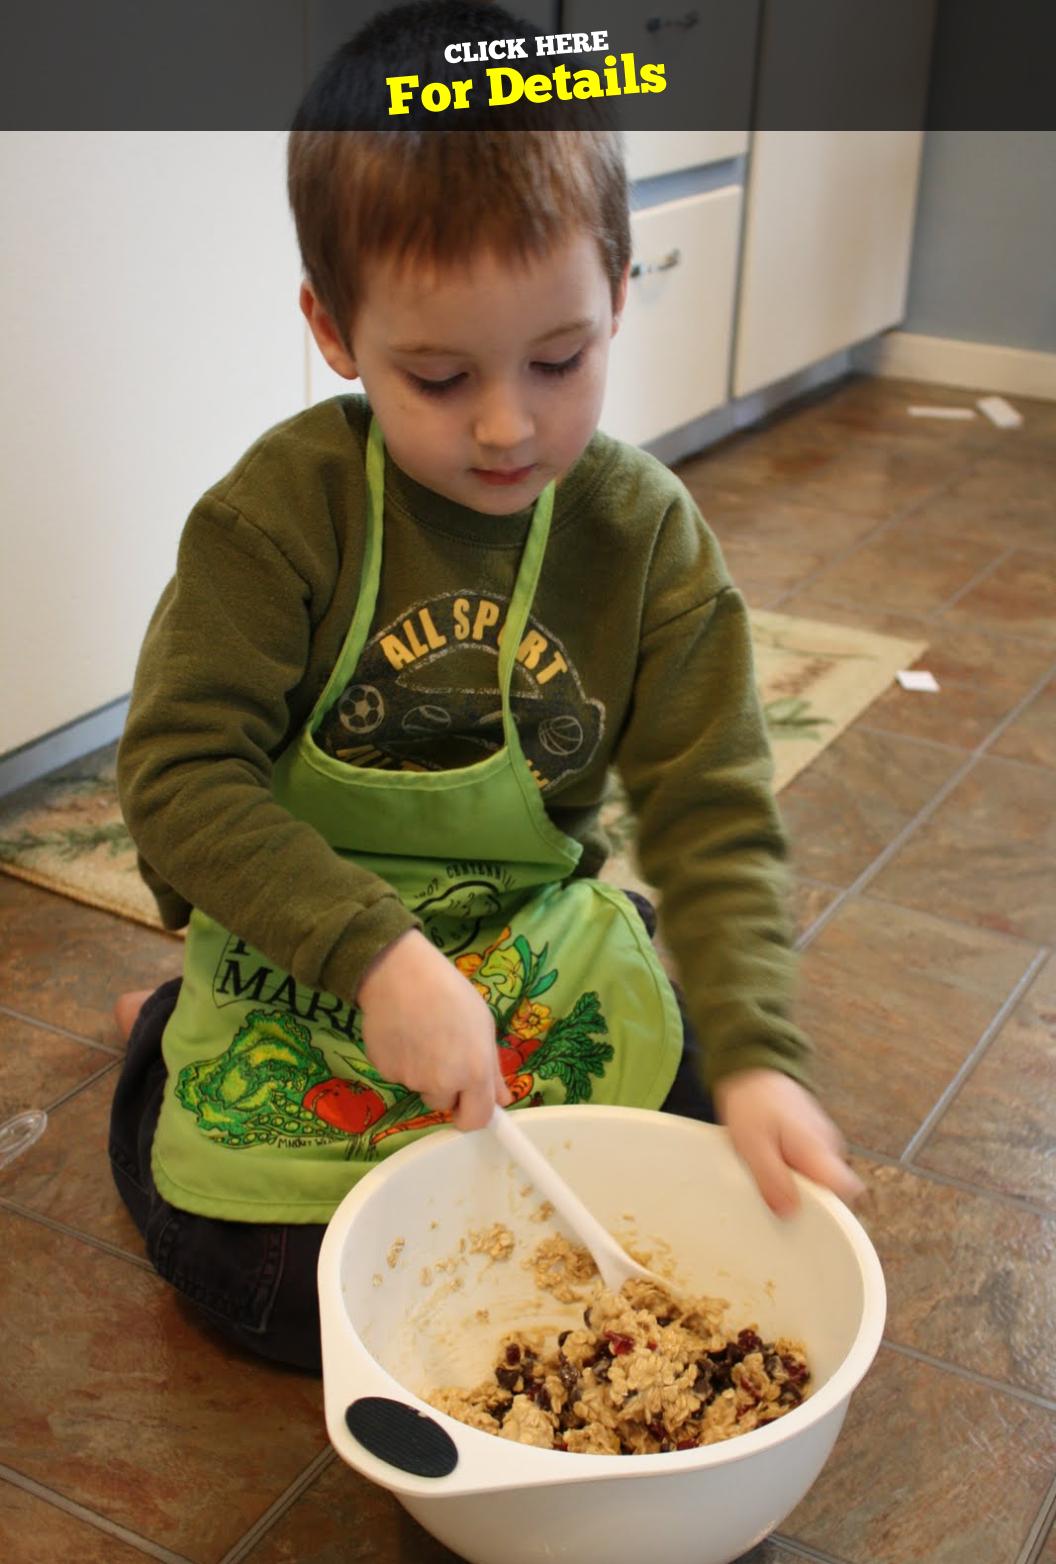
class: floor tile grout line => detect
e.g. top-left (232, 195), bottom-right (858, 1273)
top-left (42, 1055), bottom-right (119, 1115)
top-left (769, 586), bottom-right (1056, 649)
top-left (846, 1140), bottom-right (1056, 1222)
top-left (1018, 1472), bottom-right (1056, 1564)
top-left (0, 1461), bottom-right (194, 1564)
top-left (0, 1196), bottom-right (155, 1272)
top-left (879, 1339), bottom-right (1056, 1414)
top-left (933, 542), bottom-right (1018, 613)
top-left (218, 1446), bottom-right (336, 1564)
top-left (853, 724), bottom-right (1056, 774)
top-left (794, 754), bottom-right (977, 953)
top-left (795, 653), bottom-right (1056, 955)
top-left (844, 724), bottom-right (971, 759)
top-left (766, 512), bottom-right (905, 613)
top-left (763, 440), bottom-right (998, 615)
top-left (0, 1001), bottom-right (123, 1057)
top-left (855, 886), bottom-right (1054, 955)
top-left (766, 1535), bottom-right (857, 1564)
top-left (900, 948), bottom-right (1051, 1164)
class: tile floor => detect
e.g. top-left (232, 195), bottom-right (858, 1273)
top-left (1, 373), bottom-right (1054, 1564)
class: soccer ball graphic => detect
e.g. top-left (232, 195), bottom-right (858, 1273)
top-left (338, 684), bottom-right (385, 735)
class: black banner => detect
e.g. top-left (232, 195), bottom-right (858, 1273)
top-left (0, 0), bottom-right (1052, 130)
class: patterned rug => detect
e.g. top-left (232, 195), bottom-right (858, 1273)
top-left (0, 611), bottom-right (924, 933)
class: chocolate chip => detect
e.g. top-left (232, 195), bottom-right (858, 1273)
top-left (558, 1360), bottom-right (580, 1397)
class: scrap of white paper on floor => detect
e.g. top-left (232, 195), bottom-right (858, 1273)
top-left (906, 405), bottom-right (975, 419)
top-left (977, 395), bottom-right (1024, 428)
top-left (897, 669), bottom-right (941, 693)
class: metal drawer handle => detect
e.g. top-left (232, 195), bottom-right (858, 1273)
top-left (645, 11), bottom-right (700, 32)
top-left (630, 248), bottom-right (682, 279)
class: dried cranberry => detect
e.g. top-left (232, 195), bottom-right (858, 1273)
top-left (647, 1339), bottom-right (658, 1351)
top-left (781, 1355), bottom-right (809, 1385)
top-left (676, 1438), bottom-right (696, 1450)
top-left (505, 1344), bottom-right (521, 1366)
top-left (604, 1330), bottom-right (635, 1356)
top-left (738, 1329), bottom-right (763, 1354)
top-left (647, 1420), bottom-right (666, 1441)
top-left (554, 1439), bottom-right (568, 1451)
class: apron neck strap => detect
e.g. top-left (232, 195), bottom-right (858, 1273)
top-left (365, 416), bottom-right (557, 711)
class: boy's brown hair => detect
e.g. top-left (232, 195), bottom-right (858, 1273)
top-left (287, 129), bottom-right (631, 349)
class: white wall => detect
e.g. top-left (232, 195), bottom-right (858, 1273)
top-left (902, 131), bottom-right (1056, 353)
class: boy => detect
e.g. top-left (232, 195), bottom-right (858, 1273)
top-left (110, 0), bottom-right (860, 1374)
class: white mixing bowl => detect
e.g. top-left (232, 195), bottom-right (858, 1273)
top-left (319, 1107), bottom-right (885, 1564)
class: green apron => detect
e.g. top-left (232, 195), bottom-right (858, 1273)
top-left (152, 417), bottom-right (682, 1223)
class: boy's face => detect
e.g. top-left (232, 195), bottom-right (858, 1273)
top-left (302, 232), bottom-right (628, 516)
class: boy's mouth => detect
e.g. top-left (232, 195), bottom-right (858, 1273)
top-left (471, 464), bottom-right (536, 487)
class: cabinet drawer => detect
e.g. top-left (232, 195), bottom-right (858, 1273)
top-left (602, 185), bottom-right (742, 447)
top-left (626, 132), bottom-right (748, 182)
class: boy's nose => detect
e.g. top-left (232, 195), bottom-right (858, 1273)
top-left (472, 387), bottom-right (534, 453)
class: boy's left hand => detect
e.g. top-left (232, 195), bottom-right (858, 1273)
top-left (713, 1069), bottom-right (864, 1218)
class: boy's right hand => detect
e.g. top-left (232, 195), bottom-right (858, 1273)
top-left (356, 929), bottom-right (512, 1131)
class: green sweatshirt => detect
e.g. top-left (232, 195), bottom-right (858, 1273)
top-left (117, 394), bottom-right (810, 1091)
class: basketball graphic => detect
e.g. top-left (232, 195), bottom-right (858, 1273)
top-left (539, 714), bottom-right (584, 757)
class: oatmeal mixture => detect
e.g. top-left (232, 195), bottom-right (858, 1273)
top-left (429, 1245), bottom-right (810, 1455)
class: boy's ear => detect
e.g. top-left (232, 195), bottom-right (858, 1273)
top-left (610, 261), bottom-right (631, 336)
top-left (300, 283), bottom-right (358, 380)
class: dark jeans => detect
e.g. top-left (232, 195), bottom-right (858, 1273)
top-left (108, 895), bottom-right (713, 1375)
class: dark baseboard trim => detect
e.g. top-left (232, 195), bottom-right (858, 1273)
top-left (0, 697), bottom-right (129, 800)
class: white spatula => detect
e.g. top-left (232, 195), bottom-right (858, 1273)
top-left (487, 1105), bottom-right (680, 1300)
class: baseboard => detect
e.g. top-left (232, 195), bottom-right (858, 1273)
top-left (0, 697), bottom-right (129, 800)
top-left (854, 331), bottom-right (1056, 401)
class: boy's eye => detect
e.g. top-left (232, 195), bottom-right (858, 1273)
top-left (409, 372), bottom-right (465, 397)
top-left (533, 349), bottom-right (584, 378)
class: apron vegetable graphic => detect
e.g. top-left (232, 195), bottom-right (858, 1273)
top-left (175, 929), bottom-right (612, 1159)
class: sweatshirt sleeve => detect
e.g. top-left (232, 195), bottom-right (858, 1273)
top-left (614, 488), bottom-right (812, 1092)
top-left (116, 488), bottom-right (419, 1003)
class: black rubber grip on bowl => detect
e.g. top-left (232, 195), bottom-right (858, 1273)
top-left (345, 1397), bottom-right (459, 1478)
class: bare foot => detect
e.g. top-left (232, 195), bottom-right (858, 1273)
top-left (114, 990), bottom-right (154, 1044)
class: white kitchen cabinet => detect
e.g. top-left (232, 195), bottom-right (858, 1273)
top-left (0, 132), bottom-right (305, 756)
top-left (602, 186), bottom-right (743, 447)
top-left (733, 131), bottom-right (926, 397)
